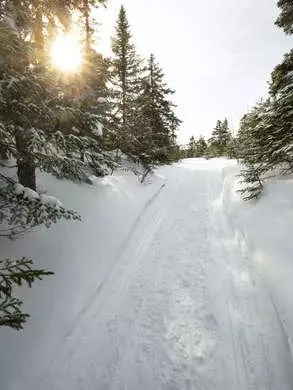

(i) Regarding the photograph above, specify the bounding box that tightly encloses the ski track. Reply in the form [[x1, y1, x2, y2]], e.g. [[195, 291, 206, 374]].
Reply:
[[37, 162, 293, 390]]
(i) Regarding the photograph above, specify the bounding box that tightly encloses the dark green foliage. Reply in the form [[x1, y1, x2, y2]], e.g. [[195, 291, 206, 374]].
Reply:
[[0, 174, 80, 239], [276, 0, 293, 34], [208, 119, 232, 157], [0, 12, 114, 188], [0, 1, 181, 330], [110, 5, 142, 155], [237, 100, 271, 200], [109, 9, 180, 171], [238, 165, 264, 201], [196, 136, 208, 157], [134, 54, 181, 168], [238, 49, 293, 200], [237, 1, 293, 200], [270, 50, 293, 96], [186, 136, 196, 157], [183, 135, 208, 159], [0, 257, 53, 330]]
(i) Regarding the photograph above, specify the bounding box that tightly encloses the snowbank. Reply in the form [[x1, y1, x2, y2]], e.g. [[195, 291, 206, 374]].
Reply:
[[222, 165, 293, 356], [0, 167, 166, 389], [3, 157, 293, 389]]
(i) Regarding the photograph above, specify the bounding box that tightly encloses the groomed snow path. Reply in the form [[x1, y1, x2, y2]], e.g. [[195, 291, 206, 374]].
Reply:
[[7, 159, 293, 389]]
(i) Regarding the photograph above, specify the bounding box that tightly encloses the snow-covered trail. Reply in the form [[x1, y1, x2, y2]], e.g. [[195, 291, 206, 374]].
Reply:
[[33, 159, 293, 390]]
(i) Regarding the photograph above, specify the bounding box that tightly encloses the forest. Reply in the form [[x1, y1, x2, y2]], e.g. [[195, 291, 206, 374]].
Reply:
[[0, 0, 293, 331]]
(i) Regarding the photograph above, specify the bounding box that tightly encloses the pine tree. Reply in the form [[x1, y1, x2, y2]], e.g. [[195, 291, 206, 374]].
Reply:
[[196, 136, 207, 157], [59, 1, 114, 176], [276, 0, 293, 34], [237, 101, 271, 200], [110, 5, 142, 156], [238, 51, 293, 200], [0, 1, 109, 330], [268, 61, 293, 170], [135, 54, 181, 165], [0, 257, 53, 330], [186, 136, 196, 157], [208, 118, 232, 157], [237, 0, 293, 200], [270, 50, 293, 96], [1, 2, 115, 189]]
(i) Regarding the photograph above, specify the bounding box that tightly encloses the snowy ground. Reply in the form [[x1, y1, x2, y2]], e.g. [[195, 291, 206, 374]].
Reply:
[[1, 158, 293, 389]]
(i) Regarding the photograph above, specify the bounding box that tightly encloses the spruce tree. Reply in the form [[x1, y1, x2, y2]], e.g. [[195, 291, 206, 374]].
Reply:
[[1, 2, 115, 189], [238, 51, 293, 200], [135, 54, 181, 165], [208, 118, 231, 156], [187, 136, 196, 157], [59, 1, 114, 176], [0, 1, 108, 330], [237, 101, 271, 200], [237, 0, 293, 200], [0, 257, 53, 330], [196, 136, 207, 157], [276, 0, 293, 34], [110, 5, 142, 156]]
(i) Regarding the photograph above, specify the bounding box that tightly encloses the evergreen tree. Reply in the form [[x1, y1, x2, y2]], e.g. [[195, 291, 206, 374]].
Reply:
[[237, 101, 271, 200], [187, 136, 197, 157], [208, 119, 231, 157], [61, 1, 114, 176], [135, 54, 181, 166], [276, 0, 293, 34], [0, 2, 114, 190], [270, 50, 293, 96], [238, 50, 293, 199], [110, 5, 142, 155], [0, 1, 108, 329], [0, 257, 53, 330], [237, 1, 293, 200], [196, 136, 207, 157]]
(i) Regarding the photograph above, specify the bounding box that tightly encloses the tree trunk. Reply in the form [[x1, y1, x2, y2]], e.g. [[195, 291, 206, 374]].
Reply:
[[15, 131, 36, 191]]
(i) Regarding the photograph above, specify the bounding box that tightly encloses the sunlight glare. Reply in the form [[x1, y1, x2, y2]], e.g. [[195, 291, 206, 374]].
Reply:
[[50, 34, 82, 72]]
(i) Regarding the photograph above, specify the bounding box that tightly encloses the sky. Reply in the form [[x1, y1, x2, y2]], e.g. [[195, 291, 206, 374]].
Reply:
[[95, 0, 292, 144]]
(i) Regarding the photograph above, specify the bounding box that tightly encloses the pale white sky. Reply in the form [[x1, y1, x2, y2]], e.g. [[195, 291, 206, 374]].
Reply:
[[95, 0, 292, 143]]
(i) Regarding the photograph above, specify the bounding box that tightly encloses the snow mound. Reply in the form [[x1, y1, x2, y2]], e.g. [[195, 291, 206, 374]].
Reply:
[[0, 168, 166, 390], [40, 194, 63, 208], [222, 167, 293, 359]]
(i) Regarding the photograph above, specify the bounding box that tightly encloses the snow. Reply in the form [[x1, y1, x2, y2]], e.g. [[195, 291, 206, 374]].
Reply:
[[1, 159, 293, 389], [14, 183, 40, 200], [96, 120, 103, 136], [13, 183, 64, 207], [23, 187, 40, 200], [39, 194, 63, 208], [13, 183, 25, 195], [97, 97, 107, 103], [223, 166, 293, 365]]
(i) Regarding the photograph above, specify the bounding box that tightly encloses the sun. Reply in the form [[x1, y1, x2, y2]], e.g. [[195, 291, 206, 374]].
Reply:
[[50, 33, 82, 73]]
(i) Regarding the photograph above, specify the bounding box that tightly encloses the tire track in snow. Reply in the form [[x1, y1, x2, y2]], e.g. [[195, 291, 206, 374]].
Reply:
[[36, 162, 293, 390], [106, 174, 211, 390], [63, 183, 167, 340]]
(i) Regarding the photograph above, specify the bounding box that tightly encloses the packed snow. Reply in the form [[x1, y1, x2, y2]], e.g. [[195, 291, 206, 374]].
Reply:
[[1, 158, 293, 389]]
